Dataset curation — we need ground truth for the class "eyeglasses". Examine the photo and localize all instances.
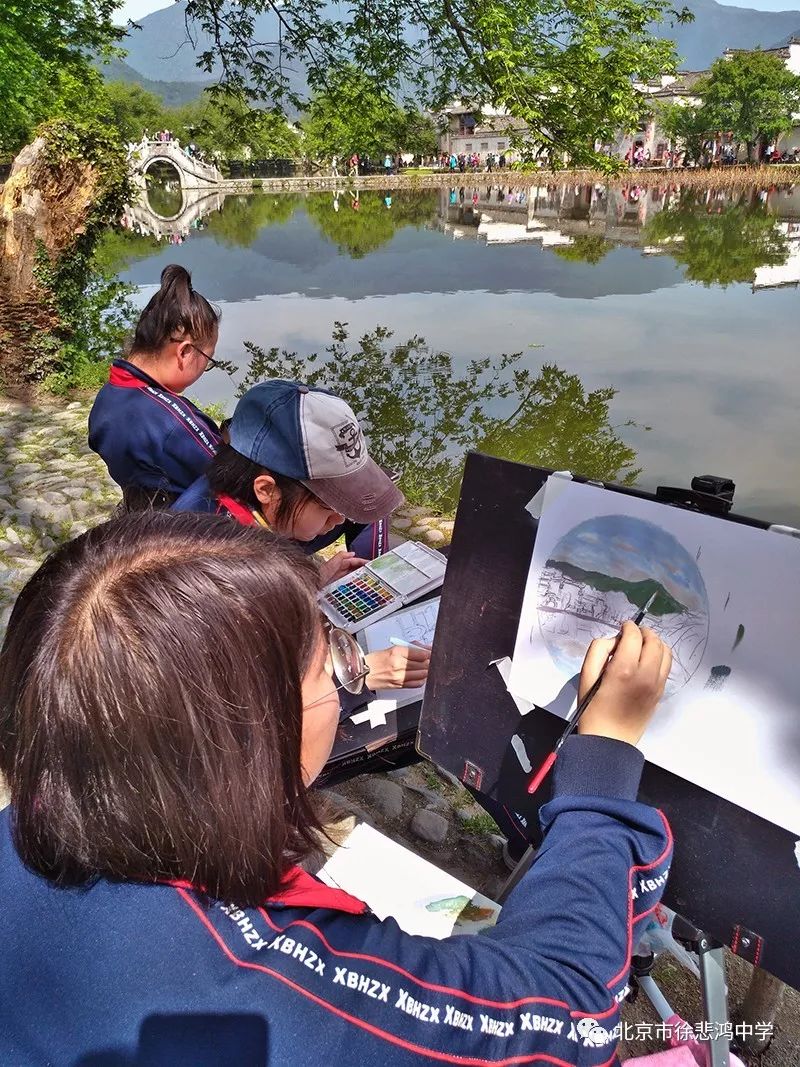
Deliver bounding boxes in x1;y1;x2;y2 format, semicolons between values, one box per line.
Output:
170;337;225;372
304;618;370;710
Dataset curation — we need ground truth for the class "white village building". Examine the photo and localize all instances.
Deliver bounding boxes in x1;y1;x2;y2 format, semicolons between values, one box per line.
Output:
614;38;800;163
438;104;528;161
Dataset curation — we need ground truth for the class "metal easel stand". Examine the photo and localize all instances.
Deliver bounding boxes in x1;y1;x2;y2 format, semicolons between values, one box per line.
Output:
632;913;732;1067
500;851;732;1067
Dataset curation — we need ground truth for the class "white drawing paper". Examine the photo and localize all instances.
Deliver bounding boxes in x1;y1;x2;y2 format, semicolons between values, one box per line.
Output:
318;822;500;938
508;478;800;836
360;598;440;707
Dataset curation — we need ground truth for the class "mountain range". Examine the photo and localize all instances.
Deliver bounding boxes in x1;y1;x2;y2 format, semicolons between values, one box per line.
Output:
545;559;688;617
107;0;800;103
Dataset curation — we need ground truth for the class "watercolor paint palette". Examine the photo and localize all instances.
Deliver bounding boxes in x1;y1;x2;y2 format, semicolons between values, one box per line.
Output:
320;541;447;633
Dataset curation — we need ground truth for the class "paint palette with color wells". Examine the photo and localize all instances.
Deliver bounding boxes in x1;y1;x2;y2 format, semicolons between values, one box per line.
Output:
320;541;447;633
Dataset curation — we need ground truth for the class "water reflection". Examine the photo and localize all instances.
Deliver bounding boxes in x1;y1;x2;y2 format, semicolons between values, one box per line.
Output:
437;182;800;288
120;179;800;291
304;190;438;258
239;325;641;513
108;180;800;525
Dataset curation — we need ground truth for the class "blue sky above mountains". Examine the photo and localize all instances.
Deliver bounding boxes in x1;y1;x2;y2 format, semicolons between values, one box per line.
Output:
119;0;800;20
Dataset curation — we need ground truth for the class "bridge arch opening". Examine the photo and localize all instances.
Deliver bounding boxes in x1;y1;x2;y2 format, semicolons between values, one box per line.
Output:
143;160;185;220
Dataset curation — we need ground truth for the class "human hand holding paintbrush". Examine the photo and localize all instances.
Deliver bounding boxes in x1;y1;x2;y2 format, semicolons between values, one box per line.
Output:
527;594;672;794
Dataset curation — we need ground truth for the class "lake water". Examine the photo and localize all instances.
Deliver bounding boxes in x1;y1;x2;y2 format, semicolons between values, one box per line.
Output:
108;180;800;524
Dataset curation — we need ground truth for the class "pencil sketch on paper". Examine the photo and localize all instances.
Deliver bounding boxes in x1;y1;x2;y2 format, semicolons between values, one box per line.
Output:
507;477;800;837
395;600;439;645
535;514;710;695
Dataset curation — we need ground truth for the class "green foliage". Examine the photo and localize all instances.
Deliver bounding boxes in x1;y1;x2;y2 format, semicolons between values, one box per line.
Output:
304;190;437;258
547;561;687;615
399;109;440;158
697;52;800;160
190;399;229;425
35;240;136;393
26;120;137;392
302;68;409;159
460;811;500;836
185;0;689;170
654;101;709;164
553;234;615;265
301;70;439;160
0;0;124;155
204;194;302;247
236;323;641;514
174;90;302;159
41;118;132;223
100;81;167;143
643;194;789;287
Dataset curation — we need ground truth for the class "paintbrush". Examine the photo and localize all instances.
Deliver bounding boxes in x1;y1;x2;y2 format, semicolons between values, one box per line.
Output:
526;590;659;795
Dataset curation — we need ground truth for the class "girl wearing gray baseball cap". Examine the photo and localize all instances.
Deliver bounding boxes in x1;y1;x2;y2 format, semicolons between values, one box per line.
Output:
173;380;429;693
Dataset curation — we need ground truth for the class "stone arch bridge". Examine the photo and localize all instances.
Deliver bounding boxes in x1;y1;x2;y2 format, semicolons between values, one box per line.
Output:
129;139;224;190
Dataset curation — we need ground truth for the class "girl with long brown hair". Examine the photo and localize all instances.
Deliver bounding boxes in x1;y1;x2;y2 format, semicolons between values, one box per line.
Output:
0;511;672;1066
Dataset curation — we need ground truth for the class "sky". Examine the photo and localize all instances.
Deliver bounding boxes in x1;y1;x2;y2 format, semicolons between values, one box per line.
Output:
117;0;170;23
116;0;800;23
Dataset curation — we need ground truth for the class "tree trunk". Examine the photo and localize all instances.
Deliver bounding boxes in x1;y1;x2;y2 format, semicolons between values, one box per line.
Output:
0;133;99;391
733;966;784;1055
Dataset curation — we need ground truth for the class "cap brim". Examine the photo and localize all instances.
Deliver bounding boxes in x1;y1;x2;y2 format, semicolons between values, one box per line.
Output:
302;459;404;525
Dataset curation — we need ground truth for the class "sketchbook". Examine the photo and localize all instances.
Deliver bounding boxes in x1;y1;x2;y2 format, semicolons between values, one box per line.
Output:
317;822;500;938
358;598;441;713
507;476;800;836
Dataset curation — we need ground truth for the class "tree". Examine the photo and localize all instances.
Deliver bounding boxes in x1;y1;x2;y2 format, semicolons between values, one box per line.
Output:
302;68;409;160
235;324;640;513
654;100;709;164
398;109;440;159
101;81;168;143
184;0;690;170
696;52;800;162
642;195;789;287
173;90;301;158
0;0;123;155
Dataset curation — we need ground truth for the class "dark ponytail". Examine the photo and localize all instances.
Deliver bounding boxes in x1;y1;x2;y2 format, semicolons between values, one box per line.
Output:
129;264;219;356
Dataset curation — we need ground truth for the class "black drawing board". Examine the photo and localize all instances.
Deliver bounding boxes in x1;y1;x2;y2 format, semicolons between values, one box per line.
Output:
418;452;800;989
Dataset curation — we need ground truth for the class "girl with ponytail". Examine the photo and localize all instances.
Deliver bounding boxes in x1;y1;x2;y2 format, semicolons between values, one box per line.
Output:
89;264;223;510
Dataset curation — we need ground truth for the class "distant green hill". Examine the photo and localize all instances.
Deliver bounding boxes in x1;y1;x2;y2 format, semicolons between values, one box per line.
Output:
546;559;688;616
93;55;212;107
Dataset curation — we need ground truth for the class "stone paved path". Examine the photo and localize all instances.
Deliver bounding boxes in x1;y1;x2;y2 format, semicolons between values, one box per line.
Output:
0;397;121;638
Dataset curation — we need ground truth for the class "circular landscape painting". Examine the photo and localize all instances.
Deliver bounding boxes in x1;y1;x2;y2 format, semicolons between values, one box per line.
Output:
537;514;710;695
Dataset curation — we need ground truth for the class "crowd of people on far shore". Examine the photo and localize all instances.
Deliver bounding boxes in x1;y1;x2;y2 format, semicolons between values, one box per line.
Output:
125;129;216;168
626;140;800;169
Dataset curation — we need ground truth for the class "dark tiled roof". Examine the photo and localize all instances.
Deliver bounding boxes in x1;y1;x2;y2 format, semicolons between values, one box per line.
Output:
723;44;792;59
649;71;708;98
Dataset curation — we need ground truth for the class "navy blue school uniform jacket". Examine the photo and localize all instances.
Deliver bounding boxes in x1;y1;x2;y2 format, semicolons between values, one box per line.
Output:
88;360;221;496
0;735;672;1066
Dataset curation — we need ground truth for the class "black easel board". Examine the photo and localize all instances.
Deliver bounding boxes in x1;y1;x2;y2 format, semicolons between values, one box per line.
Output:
418;452;800;990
